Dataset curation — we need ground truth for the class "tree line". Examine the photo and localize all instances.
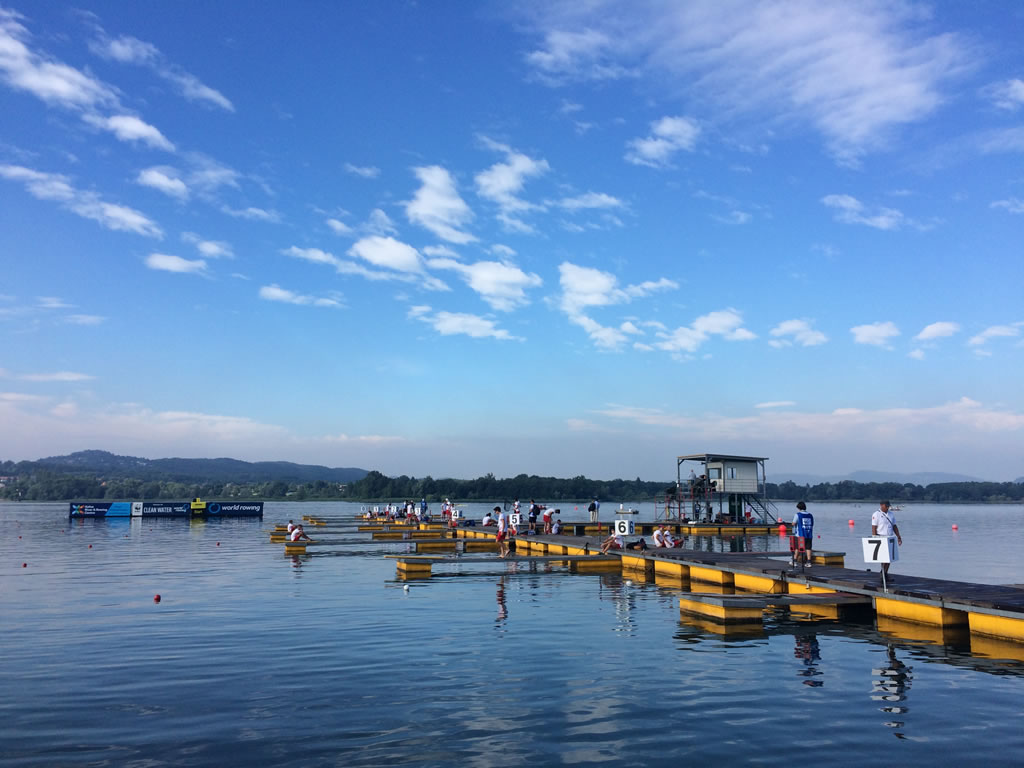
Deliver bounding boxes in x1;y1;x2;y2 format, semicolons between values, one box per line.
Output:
1;467;1022;503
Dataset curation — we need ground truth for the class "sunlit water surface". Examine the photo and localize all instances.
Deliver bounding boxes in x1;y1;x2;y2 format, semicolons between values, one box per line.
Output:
2;501;1022;767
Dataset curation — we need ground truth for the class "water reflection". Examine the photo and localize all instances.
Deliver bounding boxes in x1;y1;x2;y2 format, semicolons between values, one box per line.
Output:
495;576;508;624
793;633;823;686
871;644;912;738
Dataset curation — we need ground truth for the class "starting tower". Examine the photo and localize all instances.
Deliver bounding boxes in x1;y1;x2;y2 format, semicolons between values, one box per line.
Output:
659;453;779;524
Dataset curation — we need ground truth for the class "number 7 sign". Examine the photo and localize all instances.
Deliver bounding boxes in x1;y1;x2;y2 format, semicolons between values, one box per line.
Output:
862;537;899;564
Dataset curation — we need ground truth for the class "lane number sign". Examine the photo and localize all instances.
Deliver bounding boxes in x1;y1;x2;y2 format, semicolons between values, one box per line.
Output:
862;536;899;564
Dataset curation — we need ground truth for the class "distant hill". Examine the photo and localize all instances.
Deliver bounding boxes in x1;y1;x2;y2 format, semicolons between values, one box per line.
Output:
774;469;985;486
27;450;368;484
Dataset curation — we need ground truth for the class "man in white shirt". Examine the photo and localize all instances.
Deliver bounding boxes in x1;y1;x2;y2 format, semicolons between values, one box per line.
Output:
482;511;495;526
495;506;510;558
652;526;666;547
871;500;903;580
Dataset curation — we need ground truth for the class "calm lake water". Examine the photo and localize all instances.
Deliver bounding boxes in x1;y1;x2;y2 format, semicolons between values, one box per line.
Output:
2;501;1023;767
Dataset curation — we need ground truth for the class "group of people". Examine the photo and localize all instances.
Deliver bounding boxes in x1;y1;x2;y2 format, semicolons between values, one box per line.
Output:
488;503;566;557
787;500;903;579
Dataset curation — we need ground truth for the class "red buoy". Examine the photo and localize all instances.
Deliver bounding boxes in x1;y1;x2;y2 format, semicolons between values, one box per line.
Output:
848;520;855;526
952;524;958;531
88;544;92;548
216;542;220;546
154;594;161;603
22;562;27;568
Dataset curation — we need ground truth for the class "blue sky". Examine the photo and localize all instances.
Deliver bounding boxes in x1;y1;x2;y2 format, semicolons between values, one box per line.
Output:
1;2;1022;481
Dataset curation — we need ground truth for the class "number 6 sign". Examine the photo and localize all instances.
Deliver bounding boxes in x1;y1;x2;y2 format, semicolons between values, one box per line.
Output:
862;536;899;564
614;519;635;536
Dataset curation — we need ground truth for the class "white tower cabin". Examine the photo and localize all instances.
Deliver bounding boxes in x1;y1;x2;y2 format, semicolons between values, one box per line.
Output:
664;453;779;524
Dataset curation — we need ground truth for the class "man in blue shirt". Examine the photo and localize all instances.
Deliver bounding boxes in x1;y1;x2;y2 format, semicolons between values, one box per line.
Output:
792;501;814;568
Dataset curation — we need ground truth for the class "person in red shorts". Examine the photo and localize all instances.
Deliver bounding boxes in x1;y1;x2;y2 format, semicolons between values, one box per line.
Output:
494;506;510;558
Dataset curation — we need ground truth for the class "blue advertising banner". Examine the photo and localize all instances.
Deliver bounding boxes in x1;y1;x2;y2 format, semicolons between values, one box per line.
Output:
70;500;263;518
69;502;132;518
205;501;263;517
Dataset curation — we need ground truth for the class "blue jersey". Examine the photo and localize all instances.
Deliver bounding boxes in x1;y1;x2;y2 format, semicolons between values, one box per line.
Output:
794;511;814;539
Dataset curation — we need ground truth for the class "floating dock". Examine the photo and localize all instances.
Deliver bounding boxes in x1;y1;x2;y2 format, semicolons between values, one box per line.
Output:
275;515;1024;646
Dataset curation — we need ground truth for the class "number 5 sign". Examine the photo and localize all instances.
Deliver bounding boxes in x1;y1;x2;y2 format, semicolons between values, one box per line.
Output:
862;536;899;564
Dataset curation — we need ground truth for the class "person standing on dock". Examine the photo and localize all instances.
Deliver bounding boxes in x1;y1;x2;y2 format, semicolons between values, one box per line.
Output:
495;506;510;558
871;501;902;580
792;501;814;568
588;498;599;523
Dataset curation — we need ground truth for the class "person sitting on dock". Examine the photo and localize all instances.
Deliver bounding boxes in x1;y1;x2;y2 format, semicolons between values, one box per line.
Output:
287;520;296;533
625;538;647;551
600;532;623;553
290;524;313;542
652;526;666;547
482;510;495;526
551;518;562;535
495;506;510;558
662;528;684;548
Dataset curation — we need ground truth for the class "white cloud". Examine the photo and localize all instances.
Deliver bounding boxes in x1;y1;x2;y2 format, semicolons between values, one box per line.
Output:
258;284;341;308
427;257;542;311
84;114;175;151
850;321;900;346
137;167;188;199
769;319;828;347
405;165;476;243
968;324;1022;347
595;397;1024;446
475;138;550;231
345;163;380;178
327;217;353;235
821;194;904;230
991;198;1024;214
0;164;163;238
89;31;234;111
558;262;676;314
0;10;116;109
914;321;960;341
653;308;756;355
521;3;965;163
65;314;105;325
222;206;280;222
755;401;796;408
348;236;424;273
524;28;632;84
983;78;1024;111
284;246;339;267
93;35;157;64
408;305;520;340
908;349;925;360
625;116;700;167
553;191;625;211
181;232;233;259
364;208;398;236
145;253;207;274
20;371;94;382
37;296;73;309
